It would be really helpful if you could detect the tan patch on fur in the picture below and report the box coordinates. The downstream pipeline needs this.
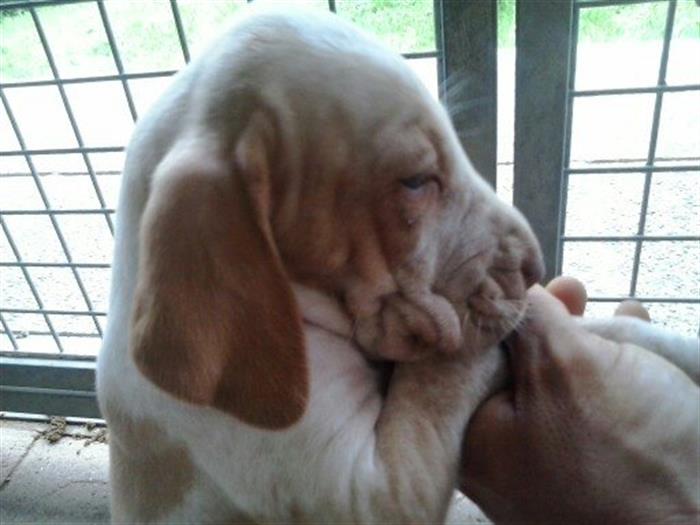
[106,403,195,522]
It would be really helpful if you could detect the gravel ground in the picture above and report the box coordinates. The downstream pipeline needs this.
[1,42,699,355]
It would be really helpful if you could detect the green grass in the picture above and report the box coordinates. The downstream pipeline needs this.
[336,0,434,51]
[1,0,698,82]
[497,0,699,47]
[0,0,249,80]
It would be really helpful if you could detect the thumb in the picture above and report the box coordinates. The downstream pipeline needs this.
[546,276,587,316]
[614,299,651,322]
[507,285,580,386]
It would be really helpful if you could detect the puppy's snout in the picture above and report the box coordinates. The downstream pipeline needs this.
[522,249,545,288]
[504,205,545,288]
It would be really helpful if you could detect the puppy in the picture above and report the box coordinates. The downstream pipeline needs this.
[97,9,543,523]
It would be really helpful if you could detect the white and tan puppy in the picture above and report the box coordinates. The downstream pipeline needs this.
[97,9,545,523]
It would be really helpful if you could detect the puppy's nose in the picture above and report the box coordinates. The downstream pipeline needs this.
[522,249,545,288]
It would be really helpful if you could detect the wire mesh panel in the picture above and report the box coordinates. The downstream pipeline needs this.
[0,0,700,376]
[0,0,443,360]
[558,0,700,334]
[513,0,698,337]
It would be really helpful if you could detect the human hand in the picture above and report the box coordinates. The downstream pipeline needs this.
[460,279,700,525]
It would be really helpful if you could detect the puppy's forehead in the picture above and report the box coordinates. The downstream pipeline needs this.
[376,123,440,170]
[240,11,431,108]
[233,10,452,168]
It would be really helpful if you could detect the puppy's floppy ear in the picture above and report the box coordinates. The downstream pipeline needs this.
[130,114,308,429]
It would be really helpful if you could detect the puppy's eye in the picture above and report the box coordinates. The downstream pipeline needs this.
[400,175,434,190]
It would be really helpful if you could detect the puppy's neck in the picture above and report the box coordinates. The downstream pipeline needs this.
[292,283,354,340]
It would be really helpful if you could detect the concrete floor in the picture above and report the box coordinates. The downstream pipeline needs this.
[0,418,110,525]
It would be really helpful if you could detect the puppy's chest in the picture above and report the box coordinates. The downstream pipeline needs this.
[304,325,386,398]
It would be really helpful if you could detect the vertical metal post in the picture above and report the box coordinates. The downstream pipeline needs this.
[170,0,191,64]
[513,0,573,281]
[437,0,498,188]
[29,6,114,235]
[555,2,580,278]
[0,214,64,352]
[629,0,676,297]
[96,0,138,122]
[0,311,19,350]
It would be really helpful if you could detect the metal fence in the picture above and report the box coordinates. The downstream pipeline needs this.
[562,0,699,315]
[514,0,699,332]
[0,0,698,417]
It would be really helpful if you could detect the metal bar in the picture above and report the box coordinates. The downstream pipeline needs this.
[0,209,115,215]
[169,0,191,63]
[0,351,97,362]
[0,70,177,89]
[502,156,699,167]
[3,172,121,177]
[2,308,107,316]
[629,0,676,297]
[0,86,104,338]
[0,356,96,389]
[439,0,498,187]
[567,155,699,165]
[2,385,96,398]
[0,261,110,269]
[576,0,666,7]
[588,297,700,304]
[0,216,64,352]
[0,52,441,72]
[96,0,139,122]
[566,164,700,174]
[0,312,19,351]
[0,413,104,424]
[563,235,700,242]
[0,146,124,156]
[327,0,336,13]
[434,0,446,91]
[402,51,440,60]
[554,2,580,277]
[29,7,115,236]
[572,84,700,97]
[2,330,101,338]
[1,385,96,398]
[514,0,574,281]
[0,386,100,418]
[0,0,91,9]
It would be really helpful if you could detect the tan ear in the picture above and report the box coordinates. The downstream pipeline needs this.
[130,118,308,430]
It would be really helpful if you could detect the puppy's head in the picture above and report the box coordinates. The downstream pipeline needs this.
[129,11,542,428]
[239,12,544,361]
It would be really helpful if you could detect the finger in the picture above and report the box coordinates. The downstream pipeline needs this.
[614,300,651,322]
[521,284,578,340]
[507,285,586,389]
[546,276,587,316]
